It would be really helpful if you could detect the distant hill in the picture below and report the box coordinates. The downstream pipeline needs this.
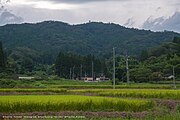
[0,21,179,61]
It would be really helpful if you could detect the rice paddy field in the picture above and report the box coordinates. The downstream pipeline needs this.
[0,79,180,119]
[0,95,155,113]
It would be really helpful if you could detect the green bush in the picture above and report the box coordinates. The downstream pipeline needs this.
[0,79,17,88]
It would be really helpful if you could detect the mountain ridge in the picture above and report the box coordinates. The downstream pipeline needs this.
[0,21,179,61]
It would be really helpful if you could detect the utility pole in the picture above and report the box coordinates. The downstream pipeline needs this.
[92,61,94,81]
[173,66,176,89]
[126,54,130,84]
[80,64,82,80]
[113,47,116,89]
[85,71,87,77]
[72,66,75,80]
[70,68,72,80]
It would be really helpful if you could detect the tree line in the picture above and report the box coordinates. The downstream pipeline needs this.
[0,37,180,83]
[55,52,108,79]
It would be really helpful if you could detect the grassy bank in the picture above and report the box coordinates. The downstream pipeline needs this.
[0,79,178,89]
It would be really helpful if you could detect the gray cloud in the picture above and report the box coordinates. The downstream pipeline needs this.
[3,0,180,33]
[0,11,24,26]
[0,0,10,10]
[30,0,127,4]
[143,11,180,33]
[48,0,109,4]
[124,18,135,27]
[143,16,164,29]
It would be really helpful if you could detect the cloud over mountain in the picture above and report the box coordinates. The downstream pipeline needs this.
[124,18,135,27]
[143,11,180,33]
[2,0,179,32]
[0,11,24,26]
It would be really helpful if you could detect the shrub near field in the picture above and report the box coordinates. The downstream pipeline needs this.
[0,95,155,113]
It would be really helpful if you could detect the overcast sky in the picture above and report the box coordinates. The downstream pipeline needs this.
[0,0,180,32]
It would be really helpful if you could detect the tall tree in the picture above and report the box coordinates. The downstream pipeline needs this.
[55,52,108,79]
[173,36,180,44]
[0,41,6,70]
[139,50,149,61]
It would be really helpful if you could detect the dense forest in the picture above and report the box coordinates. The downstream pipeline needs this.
[0,42,6,71]
[0,21,179,63]
[115,37,180,83]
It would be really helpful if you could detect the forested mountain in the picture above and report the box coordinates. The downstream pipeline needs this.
[0,21,179,63]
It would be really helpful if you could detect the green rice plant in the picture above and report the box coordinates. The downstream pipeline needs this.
[2,88,180,100]
[0,95,155,113]
[0,88,67,93]
[100,89,180,99]
[70,89,180,100]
